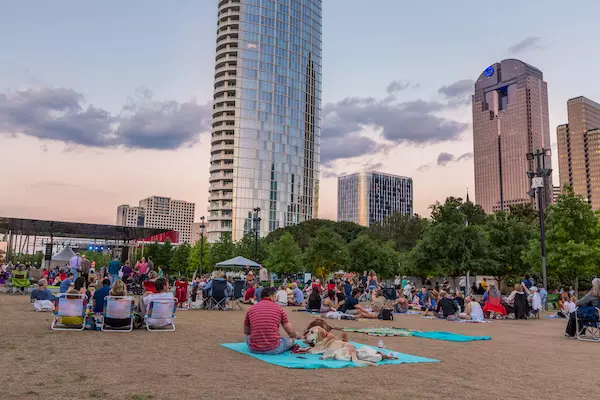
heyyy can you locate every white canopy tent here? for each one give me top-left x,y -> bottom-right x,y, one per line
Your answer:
48,246 -> 77,270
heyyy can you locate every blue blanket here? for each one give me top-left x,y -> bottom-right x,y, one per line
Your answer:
411,331 -> 491,342
221,341 -> 438,369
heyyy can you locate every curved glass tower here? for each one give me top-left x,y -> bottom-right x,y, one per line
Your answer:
208,0 -> 322,241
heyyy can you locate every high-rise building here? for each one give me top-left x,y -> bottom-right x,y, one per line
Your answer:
337,171 -> 413,227
117,196 -> 195,243
472,59 -> 552,213
556,96 -> 600,209
207,0 -> 323,242
552,185 -> 561,204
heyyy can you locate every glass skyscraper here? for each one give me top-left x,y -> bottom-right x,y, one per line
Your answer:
338,172 -> 413,227
208,0 -> 322,241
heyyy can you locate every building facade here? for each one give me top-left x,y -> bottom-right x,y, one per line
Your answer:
552,185 -> 561,204
337,171 -> 413,227
472,59 -> 553,213
556,96 -> 600,209
116,196 -> 195,243
207,0 -> 323,242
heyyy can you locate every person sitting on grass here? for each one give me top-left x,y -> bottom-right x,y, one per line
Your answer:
290,282 -> 304,306
244,283 -> 256,304
565,278 -> 600,337
30,278 -> 54,302
306,287 -> 322,312
254,284 -> 264,303
459,295 -> 484,322
275,285 -> 288,306
341,288 -> 378,319
244,287 -> 301,354
59,272 -> 74,294
423,290 -> 438,317
103,280 -> 132,328
435,291 -> 459,320
392,295 -> 410,314
321,290 -> 338,313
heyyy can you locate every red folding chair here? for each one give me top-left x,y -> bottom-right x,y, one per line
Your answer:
175,281 -> 188,309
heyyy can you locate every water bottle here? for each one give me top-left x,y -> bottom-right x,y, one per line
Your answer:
377,339 -> 384,349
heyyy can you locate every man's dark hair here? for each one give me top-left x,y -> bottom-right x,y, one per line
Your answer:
154,278 -> 166,293
102,279 -> 110,287
261,287 -> 274,299
352,288 -> 361,297
67,272 -> 74,278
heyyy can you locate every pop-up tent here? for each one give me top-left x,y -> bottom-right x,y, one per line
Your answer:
49,246 -> 77,270
215,256 -> 260,269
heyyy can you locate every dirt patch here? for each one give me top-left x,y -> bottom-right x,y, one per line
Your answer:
0,294 -> 595,400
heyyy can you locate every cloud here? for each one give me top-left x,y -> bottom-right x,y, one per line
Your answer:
386,80 -> 410,94
418,151 -> 473,171
508,36 -> 544,54
0,86 -> 212,150
438,79 -> 474,99
320,82 -> 470,164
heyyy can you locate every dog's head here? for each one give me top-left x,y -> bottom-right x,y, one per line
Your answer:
304,326 -> 328,346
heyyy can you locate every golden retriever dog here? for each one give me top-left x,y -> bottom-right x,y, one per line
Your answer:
304,326 -> 374,366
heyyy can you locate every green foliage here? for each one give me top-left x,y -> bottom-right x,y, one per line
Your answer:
264,219 -> 366,250
368,213 -> 428,251
483,211 -> 535,283
524,185 -> 600,288
347,234 -> 399,277
303,228 -> 349,278
189,240 -> 211,275
208,233 -> 237,268
170,243 -> 191,275
508,203 -> 539,225
264,232 -> 303,274
236,233 -> 268,263
80,251 -> 110,268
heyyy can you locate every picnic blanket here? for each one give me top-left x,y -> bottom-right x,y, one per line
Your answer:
221,341 -> 438,369
342,327 -> 491,342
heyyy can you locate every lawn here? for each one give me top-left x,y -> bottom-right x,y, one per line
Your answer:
0,294 -> 595,400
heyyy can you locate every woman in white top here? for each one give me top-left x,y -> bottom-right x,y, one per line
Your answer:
459,295 -> 484,322
275,286 -> 288,306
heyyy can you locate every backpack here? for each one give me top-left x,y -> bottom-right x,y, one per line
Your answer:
379,308 -> 394,320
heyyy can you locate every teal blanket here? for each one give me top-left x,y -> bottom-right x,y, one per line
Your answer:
411,331 -> 491,342
221,341 -> 438,369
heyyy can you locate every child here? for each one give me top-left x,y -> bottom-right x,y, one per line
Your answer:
529,286 -> 542,315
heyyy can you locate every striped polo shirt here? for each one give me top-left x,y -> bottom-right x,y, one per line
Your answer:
244,298 -> 288,352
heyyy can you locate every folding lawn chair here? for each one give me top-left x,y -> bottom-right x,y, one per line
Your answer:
51,293 -> 88,331
575,306 -> 600,342
209,280 -> 229,310
231,280 -> 244,310
145,298 -> 177,331
102,296 -> 135,332
382,286 -> 397,309
175,280 -> 189,309
10,270 -> 30,295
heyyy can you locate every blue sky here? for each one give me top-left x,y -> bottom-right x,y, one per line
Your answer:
1,0 -> 600,224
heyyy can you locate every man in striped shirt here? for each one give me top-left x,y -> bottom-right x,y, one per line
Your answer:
244,287 -> 300,354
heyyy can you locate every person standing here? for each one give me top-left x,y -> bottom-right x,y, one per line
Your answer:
69,253 -> 82,280
259,264 -> 269,284
459,276 -> 466,297
80,255 -> 91,289
138,257 -> 149,281
108,256 -> 121,286
539,286 -> 548,311
146,256 -> 154,273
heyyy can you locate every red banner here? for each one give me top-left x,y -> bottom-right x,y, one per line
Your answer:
135,230 -> 179,244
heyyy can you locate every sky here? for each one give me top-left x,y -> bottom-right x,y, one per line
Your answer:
2,0 -> 600,225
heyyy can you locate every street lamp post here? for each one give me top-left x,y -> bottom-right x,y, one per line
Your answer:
199,216 -> 206,278
252,207 -> 261,262
526,148 -> 552,293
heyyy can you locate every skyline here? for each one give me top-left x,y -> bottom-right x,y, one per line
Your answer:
2,0 -> 600,225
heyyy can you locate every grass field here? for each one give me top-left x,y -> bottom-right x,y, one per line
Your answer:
0,294 -> 596,400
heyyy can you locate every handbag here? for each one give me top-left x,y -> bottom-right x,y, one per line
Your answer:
380,308 -> 394,320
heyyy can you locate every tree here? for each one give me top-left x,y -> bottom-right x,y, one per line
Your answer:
189,240 -> 211,276
170,243 -> 191,275
208,233 -> 237,268
303,228 -> 349,279
154,240 -> 174,273
524,185 -> 600,294
509,203 -> 539,225
412,197 -> 488,282
264,219 -> 366,250
483,211 -> 535,286
368,213 -> 428,252
236,233 -> 268,263
347,234 -> 399,278
264,232 -> 303,275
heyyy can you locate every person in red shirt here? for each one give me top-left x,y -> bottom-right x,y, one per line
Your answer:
244,287 -> 300,354
244,283 -> 256,304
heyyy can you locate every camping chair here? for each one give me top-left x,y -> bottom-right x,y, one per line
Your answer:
10,270 -> 30,295
101,296 -> 135,332
231,280 -> 245,310
575,306 -> 600,342
175,280 -> 189,309
382,286 -> 397,309
145,298 -> 177,331
208,280 -> 229,310
51,293 -> 88,331
143,280 -> 157,294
